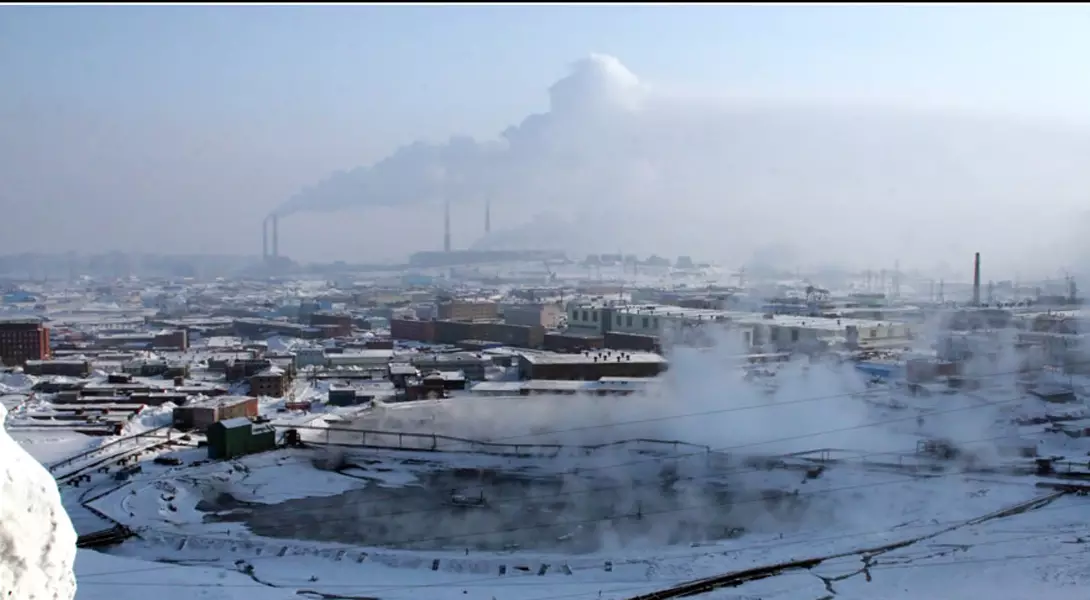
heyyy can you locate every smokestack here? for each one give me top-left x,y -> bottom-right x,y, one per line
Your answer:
262,216 -> 269,261
444,197 -> 451,252
972,252 -> 981,306
272,214 -> 280,259
485,197 -> 491,235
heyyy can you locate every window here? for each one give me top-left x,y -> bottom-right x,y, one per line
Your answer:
592,311 -> 598,322
626,316 -> 633,327
642,317 -> 650,329
616,315 -> 622,325
582,310 -> 589,322
654,317 -> 659,328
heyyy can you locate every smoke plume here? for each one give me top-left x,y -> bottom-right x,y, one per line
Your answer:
277,54 -> 1090,268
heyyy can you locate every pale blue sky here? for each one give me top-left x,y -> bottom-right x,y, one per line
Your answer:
3,4 -> 1090,268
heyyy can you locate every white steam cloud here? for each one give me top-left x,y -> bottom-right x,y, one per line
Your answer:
277,54 -> 1090,269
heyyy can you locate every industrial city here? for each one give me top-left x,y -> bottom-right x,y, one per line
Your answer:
6,5 -> 1090,600
3,235 -> 1090,600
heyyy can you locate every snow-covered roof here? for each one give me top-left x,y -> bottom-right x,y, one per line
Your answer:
218,417 -> 252,430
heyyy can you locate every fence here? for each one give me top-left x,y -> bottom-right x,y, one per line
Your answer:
281,423 -> 711,459
47,424 -> 171,472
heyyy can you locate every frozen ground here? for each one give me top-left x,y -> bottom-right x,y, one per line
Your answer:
8,361 -> 1090,599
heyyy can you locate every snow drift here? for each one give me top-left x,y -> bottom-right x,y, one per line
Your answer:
0,403 -> 78,600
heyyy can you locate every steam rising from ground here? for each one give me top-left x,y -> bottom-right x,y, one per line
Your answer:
276,54 -> 1090,268
356,328 -> 1004,458
220,326 -> 1051,554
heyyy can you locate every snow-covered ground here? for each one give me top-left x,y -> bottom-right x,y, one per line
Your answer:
8,357 -> 1090,599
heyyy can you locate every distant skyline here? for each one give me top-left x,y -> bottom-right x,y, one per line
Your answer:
3,4 -> 1090,277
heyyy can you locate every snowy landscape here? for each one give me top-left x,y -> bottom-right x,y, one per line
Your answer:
6,6 -> 1090,599
6,323 -> 1090,600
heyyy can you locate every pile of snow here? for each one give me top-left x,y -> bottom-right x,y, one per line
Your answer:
0,403 -> 78,600
0,370 -> 36,394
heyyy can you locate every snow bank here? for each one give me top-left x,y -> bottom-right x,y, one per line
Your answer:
0,403 -> 78,600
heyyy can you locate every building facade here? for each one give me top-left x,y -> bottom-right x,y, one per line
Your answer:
0,318 -> 50,366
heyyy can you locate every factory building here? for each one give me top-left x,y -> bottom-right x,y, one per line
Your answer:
390,318 -> 436,343
23,359 -> 90,378
516,349 -> 668,381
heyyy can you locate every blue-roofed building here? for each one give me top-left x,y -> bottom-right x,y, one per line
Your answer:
854,361 -> 903,381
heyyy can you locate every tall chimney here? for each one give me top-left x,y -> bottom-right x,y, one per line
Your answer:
972,252 -> 981,306
485,197 -> 491,235
262,216 -> 269,261
272,214 -> 280,259
443,197 -> 451,252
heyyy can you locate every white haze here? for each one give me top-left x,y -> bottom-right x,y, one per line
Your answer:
327,328 -> 1022,553
277,54 -> 1090,273
353,327 -> 1006,459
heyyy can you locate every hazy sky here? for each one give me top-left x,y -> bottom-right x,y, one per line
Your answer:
4,4 -> 1090,274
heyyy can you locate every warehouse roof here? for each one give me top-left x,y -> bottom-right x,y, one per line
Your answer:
517,350 -> 667,365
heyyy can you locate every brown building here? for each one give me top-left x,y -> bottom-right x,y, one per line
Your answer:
0,318 -> 50,366
390,318 -> 436,343
172,395 -> 259,431
225,358 -> 272,382
310,311 -> 353,337
250,366 -> 289,397
438,300 -> 498,321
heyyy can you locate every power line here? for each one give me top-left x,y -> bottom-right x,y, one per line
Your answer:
141,391 -> 1028,529
73,366 -> 1046,568
71,361 -> 1083,590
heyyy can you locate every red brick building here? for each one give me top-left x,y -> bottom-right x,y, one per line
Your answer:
0,318 -> 50,366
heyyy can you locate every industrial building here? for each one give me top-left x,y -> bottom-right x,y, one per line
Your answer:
390,318 -> 436,343
95,329 -> 188,351
23,359 -> 90,378
516,349 -> 668,381
309,311 -> 353,337
438,299 -> 499,321
410,352 -> 490,380
207,417 -> 276,460
327,381 -> 396,406
172,396 -> 259,432
470,377 -> 659,396
0,317 -> 50,366
567,302 -> 914,352
543,331 -> 604,353
503,303 -> 565,329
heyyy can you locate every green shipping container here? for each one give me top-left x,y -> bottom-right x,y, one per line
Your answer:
207,418 -> 253,460
248,424 -> 278,454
